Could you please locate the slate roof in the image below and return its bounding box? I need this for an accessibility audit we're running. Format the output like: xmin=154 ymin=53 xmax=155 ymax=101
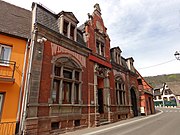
xmin=34 ymin=3 xmax=86 ymax=46
xmin=166 ymin=82 xmax=180 ymax=95
xmin=0 ymin=1 xmax=32 ymax=39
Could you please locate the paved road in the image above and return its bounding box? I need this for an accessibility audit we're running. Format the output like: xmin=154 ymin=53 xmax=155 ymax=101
xmin=64 ymin=108 xmax=180 ymax=135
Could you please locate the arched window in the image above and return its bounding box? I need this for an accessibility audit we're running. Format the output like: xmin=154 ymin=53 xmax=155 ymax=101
xmin=52 ymin=57 xmax=82 ymax=104
xmin=115 ymin=76 xmax=126 ymax=105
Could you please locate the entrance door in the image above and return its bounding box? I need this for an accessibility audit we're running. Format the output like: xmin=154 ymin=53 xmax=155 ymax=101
xmin=149 ymin=97 xmax=153 ymax=114
xmin=130 ymin=88 xmax=138 ymax=116
xmin=98 ymin=89 xmax=104 ymax=114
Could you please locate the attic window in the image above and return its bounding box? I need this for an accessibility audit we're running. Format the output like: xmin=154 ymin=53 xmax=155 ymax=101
xmin=115 ymin=52 xmax=120 ymax=64
xmin=70 ymin=25 xmax=75 ymax=40
xmin=137 ymin=79 xmax=142 ymax=85
xmin=63 ymin=20 xmax=68 ymax=37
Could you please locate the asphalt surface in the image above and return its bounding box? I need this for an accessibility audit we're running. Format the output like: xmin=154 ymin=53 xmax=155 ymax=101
xmin=64 ymin=107 xmax=180 ymax=135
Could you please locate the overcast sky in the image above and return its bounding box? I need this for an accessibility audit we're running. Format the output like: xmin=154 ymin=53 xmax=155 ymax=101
xmin=3 ymin=0 xmax=180 ymax=77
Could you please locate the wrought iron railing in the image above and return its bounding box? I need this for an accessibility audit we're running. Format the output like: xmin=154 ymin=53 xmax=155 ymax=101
xmin=0 ymin=59 xmax=16 ymax=80
xmin=0 ymin=121 xmax=18 ymax=135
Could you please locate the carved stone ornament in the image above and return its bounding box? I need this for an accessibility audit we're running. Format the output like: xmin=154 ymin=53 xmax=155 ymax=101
xmin=95 ymin=65 xmax=109 ymax=77
xmin=96 ymin=21 xmax=103 ymax=33
xmin=94 ymin=3 xmax=101 ymax=14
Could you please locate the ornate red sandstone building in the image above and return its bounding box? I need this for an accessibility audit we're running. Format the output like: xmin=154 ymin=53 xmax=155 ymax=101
xmin=18 ymin=3 xmax=155 ymax=134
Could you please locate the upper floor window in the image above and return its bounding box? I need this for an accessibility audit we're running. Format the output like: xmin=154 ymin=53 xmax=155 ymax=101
xmin=0 ymin=93 xmax=4 ymax=120
xmin=63 ymin=20 xmax=69 ymax=37
xmin=96 ymin=40 xmax=105 ymax=57
xmin=62 ymin=19 xmax=76 ymax=41
xmin=0 ymin=44 xmax=11 ymax=61
xmin=115 ymin=52 xmax=120 ymax=64
xmin=70 ymin=25 xmax=75 ymax=40
xmin=52 ymin=57 xmax=82 ymax=104
xmin=137 ymin=79 xmax=142 ymax=85
xmin=0 ymin=44 xmax=12 ymax=65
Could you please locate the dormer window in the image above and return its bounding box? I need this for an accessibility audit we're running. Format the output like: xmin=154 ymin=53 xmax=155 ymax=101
xmin=63 ymin=20 xmax=68 ymax=37
xmin=115 ymin=52 xmax=120 ymax=64
xmin=70 ymin=25 xmax=75 ymax=40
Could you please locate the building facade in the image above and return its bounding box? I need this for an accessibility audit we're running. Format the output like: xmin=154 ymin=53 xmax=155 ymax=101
xmin=137 ymin=72 xmax=155 ymax=115
xmin=21 ymin=3 xmax=91 ymax=134
xmin=1 ymin=2 xmax=154 ymax=134
xmin=153 ymin=82 xmax=180 ymax=107
xmin=0 ymin=1 xmax=31 ymax=134
xmin=110 ymin=47 xmax=140 ymax=119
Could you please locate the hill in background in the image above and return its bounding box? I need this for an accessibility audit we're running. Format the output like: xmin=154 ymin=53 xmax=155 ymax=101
xmin=144 ymin=73 xmax=180 ymax=88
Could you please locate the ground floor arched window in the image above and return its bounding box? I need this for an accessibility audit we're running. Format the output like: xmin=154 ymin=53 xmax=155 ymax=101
xmin=51 ymin=57 xmax=82 ymax=104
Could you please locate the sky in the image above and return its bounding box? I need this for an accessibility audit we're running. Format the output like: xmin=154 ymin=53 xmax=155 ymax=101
xmin=3 ymin=0 xmax=180 ymax=77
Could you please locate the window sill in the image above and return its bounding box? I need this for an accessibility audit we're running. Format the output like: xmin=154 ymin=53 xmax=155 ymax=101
xmin=0 ymin=63 xmax=10 ymax=67
xmin=49 ymin=104 xmax=83 ymax=107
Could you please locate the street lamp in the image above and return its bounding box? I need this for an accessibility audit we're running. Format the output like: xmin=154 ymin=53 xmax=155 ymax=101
xmin=174 ymin=51 xmax=180 ymax=60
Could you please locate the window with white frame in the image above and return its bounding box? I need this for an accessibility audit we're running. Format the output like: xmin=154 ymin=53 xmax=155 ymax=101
xmin=52 ymin=57 xmax=82 ymax=104
xmin=115 ymin=77 xmax=126 ymax=105
xmin=0 ymin=44 xmax=12 ymax=63
xmin=62 ymin=19 xmax=76 ymax=41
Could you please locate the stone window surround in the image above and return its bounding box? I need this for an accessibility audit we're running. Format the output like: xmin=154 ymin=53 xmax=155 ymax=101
xmin=95 ymin=32 xmax=105 ymax=57
xmin=51 ymin=57 xmax=82 ymax=105
xmin=58 ymin=15 xmax=77 ymax=41
xmin=115 ymin=77 xmax=127 ymax=105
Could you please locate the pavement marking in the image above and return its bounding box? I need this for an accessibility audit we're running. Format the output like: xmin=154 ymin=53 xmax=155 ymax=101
xmin=82 ymin=110 xmax=163 ymax=135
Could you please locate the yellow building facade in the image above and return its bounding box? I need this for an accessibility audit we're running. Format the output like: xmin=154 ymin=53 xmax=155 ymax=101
xmin=0 ymin=34 xmax=27 ymax=122
xmin=0 ymin=1 xmax=31 ymax=134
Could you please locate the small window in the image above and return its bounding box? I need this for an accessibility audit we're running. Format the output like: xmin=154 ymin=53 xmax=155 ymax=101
xmin=74 ymin=120 xmax=80 ymax=127
xmin=0 ymin=44 xmax=12 ymax=65
xmin=137 ymin=79 xmax=142 ymax=85
xmin=75 ymin=71 xmax=79 ymax=81
xmin=96 ymin=41 xmax=100 ymax=54
xmin=96 ymin=40 xmax=105 ymax=57
xmin=74 ymin=83 xmax=79 ymax=104
xmin=63 ymin=70 xmax=72 ymax=79
xmin=51 ymin=122 xmax=59 ymax=130
xmin=63 ymin=20 xmax=69 ymax=37
xmin=0 ymin=94 xmax=4 ymax=118
xmin=70 ymin=25 xmax=75 ymax=40
xmin=54 ymin=66 xmax=61 ymax=76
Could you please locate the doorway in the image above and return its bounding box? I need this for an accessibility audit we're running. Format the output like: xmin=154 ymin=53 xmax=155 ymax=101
xmin=130 ymin=88 xmax=138 ymax=116
xmin=98 ymin=89 xmax=104 ymax=114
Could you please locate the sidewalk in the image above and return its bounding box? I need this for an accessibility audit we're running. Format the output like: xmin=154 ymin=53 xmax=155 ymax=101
xmin=63 ymin=110 xmax=162 ymax=135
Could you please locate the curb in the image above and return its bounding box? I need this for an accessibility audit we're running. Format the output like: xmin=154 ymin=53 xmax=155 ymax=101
xmin=81 ymin=109 xmax=163 ymax=135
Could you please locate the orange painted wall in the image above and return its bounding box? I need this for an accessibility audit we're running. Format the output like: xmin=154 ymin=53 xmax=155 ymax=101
xmin=0 ymin=34 xmax=26 ymax=122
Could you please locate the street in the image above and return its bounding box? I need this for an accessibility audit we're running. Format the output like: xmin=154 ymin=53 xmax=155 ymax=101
xmin=64 ymin=108 xmax=180 ymax=135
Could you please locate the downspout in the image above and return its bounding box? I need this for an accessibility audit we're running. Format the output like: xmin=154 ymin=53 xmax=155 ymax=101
xmin=20 ymin=27 xmax=37 ymax=134
xmin=16 ymin=38 xmax=30 ymax=127
xmin=19 ymin=3 xmax=37 ymax=134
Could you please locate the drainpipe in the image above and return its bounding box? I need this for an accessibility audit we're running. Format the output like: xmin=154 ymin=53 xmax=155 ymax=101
xmin=94 ymin=64 xmax=98 ymax=126
xmin=19 ymin=27 xmax=37 ymax=134
xmin=16 ymin=38 xmax=30 ymax=130
xmin=19 ymin=3 xmax=38 ymax=134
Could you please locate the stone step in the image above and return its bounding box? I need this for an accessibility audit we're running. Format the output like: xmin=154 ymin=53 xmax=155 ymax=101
xmin=99 ymin=119 xmax=110 ymax=125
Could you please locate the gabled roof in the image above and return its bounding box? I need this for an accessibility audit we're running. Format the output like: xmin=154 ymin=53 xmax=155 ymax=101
xmin=166 ymin=82 xmax=180 ymax=95
xmin=0 ymin=1 xmax=32 ymax=39
xmin=58 ymin=11 xmax=79 ymax=23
